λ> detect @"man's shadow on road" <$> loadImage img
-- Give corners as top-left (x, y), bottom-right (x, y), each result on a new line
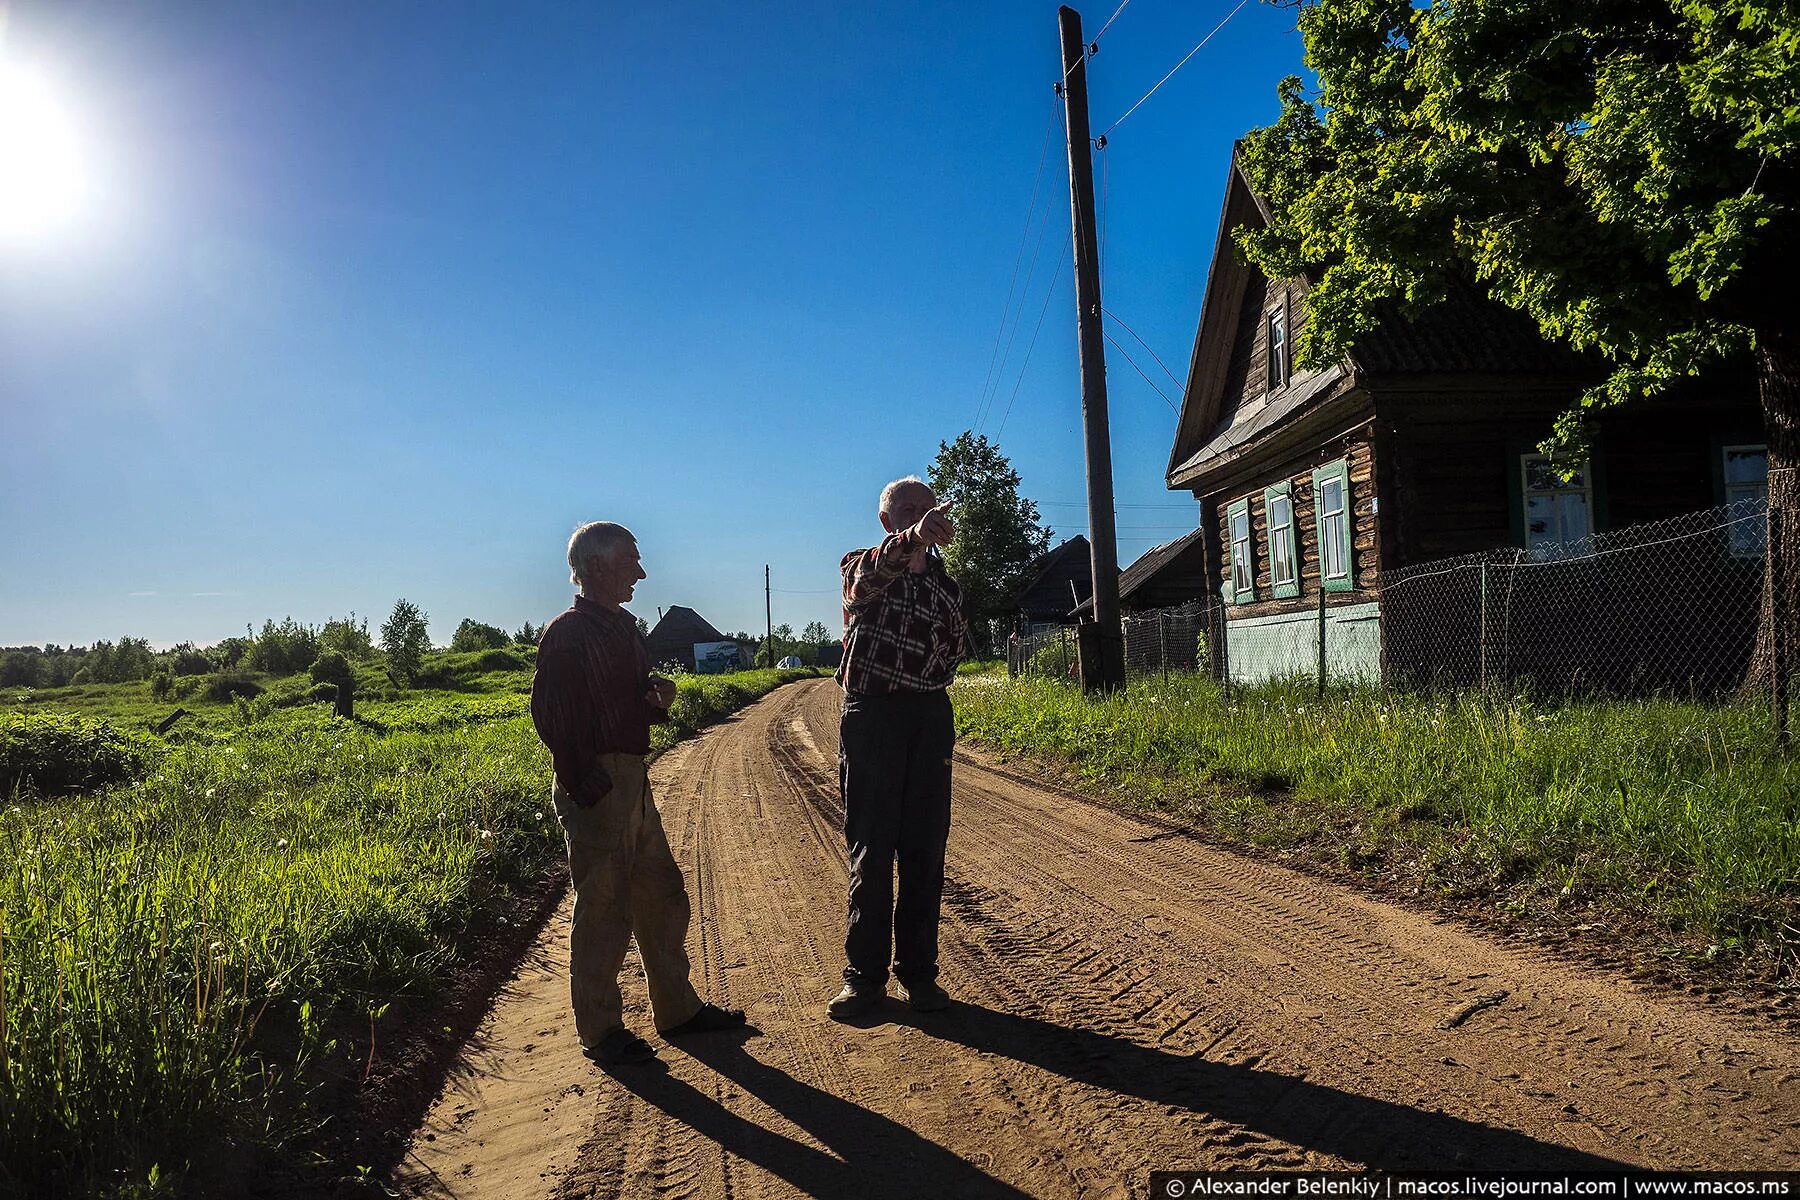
top-left (885, 1000), bottom-right (1629, 1171)
top-left (607, 1027), bottom-right (1032, 1199)
top-left (626, 1001), bottom-right (1630, 1194)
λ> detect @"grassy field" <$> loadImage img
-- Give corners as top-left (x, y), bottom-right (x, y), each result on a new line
top-left (0, 660), bottom-right (823, 1197)
top-left (952, 670), bottom-right (1800, 973)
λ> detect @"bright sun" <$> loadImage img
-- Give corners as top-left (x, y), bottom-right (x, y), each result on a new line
top-left (0, 60), bottom-right (92, 244)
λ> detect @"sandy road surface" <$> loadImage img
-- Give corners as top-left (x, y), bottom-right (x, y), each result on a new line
top-left (399, 678), bottom-right (1800, 1198)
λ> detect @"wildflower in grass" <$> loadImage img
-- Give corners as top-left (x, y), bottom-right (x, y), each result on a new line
top-left (479, 829), bottom-right (493, 840)
top-left (276, 838), bottom-right (289, 850)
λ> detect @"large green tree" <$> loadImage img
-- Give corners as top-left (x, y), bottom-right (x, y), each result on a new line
top-left (1237, 0), bottom-right (1798, 682)
top-left (929, 431), bottom-right (1052, 656)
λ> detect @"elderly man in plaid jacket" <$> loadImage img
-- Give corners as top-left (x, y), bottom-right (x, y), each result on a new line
top-left (829, 476), bottom-right (973, 1018)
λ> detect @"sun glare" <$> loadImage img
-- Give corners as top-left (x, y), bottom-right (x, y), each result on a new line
top-left (0, 59), bottom-right (92, 245)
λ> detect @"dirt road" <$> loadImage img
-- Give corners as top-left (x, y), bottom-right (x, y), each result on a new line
top-left (399, 678), bottom-right (1799, 1198)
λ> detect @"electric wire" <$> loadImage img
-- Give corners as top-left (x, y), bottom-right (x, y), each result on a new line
top-left (978, 120), bottom-right (1062, 434)
top-left (975, 101), bottom-right (1060, 432)
top-left (1100, 0), bottom-right (1252, 139)
top-left (995, 237), bottom-right (1070, 437)
top-left (1103, 327), bottom-right (1179, 414)
top-left (1102, 305), bottom-right (1184, 388)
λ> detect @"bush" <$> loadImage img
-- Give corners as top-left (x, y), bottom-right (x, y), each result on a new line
top-left (205, 674), bottom-right (264, 703)
top-left (474, 648), bottom-right (526, 673)
top-left (0, 712), bottom-right (155, 797)
top-left (450, 619), bottom-right (509, 654)
top-left (150, 670), bottom-right (174, 701)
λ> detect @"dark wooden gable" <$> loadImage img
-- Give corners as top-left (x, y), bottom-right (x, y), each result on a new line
top-left (1013, 536), bottom-right (1092, 621)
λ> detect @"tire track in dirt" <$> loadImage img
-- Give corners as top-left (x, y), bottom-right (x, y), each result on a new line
top-left (399, 679), bottom-right (1800, 1199)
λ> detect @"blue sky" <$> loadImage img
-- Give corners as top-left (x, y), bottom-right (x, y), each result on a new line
top-left (0, 0), bottom-right (1305, 648)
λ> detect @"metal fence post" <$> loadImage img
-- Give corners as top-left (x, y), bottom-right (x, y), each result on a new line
top-left (1317, 583), bottom-right (1327, 700)
top-left (1772, 502), bottom-right (1789, 750)
top-left (1158, 611), bottom-right (1168, 686)
top-left (1478, 561), bottom-right (1489, 697)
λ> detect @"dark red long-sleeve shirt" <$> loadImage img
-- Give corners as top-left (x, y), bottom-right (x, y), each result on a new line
top-left (529, 596), bottom-right (664, 805)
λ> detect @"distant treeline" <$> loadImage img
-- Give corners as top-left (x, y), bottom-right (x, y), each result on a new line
top-left (1, 610), bottom-right (543, 689)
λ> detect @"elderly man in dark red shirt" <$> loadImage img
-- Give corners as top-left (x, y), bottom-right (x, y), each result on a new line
top-left (530, 520), bottom-right (745, 1066)
top-left (830, 476), bottom-right (972, 1019)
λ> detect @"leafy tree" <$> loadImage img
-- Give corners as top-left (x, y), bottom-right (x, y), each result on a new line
top-left (801, 620), bottom-right (831, 651)
top-left (319, 614), bottom-right (376, 661)
top-left (207, 637), bottom-right (251, 672)
top-left (636, 616), bottom-right (651, 638)
top-left (1235, 0), bottom-right (1799, 677)
top-left (513, 621), bottom-right (541, 645)
top-left (449, 618), bottom-right (509, 653)
top-left (0, 652), bottom-right (44, 688)
top-left (380, 599), bottom-right (431, 687)
top-left (928, 431), bottom-right (1052, 656)
top-left (310, 651), bottom-right (356, 719)
top-left (245, 618), bottom-right (318, 676)
top-left (165, 643), bottom-right (212, 676)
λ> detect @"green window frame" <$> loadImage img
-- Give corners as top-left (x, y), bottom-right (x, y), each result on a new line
top-left (1312, 458), bottom-right (1353, 593)
top-left (1226, 497), bottom-right (1255, 604)
top-left (1263, 481), bottom-right (1299, 599)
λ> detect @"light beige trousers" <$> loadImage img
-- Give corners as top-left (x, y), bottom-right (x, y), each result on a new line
top-left (553, 753), bottom-right (703, 1046)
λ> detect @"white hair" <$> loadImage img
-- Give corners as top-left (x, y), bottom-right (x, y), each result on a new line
top-left (879, 475), bottom-right (932, 515)
top-left (567, 521), bottom-right (636, 586)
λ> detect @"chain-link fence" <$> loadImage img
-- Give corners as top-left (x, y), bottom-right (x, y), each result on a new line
top-left (1006, 499), bottom-right (1784, 713)
top-left (1380, 498), bottom-right (1769, 697)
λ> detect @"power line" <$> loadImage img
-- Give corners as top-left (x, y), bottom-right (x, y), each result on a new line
top-left (1102, 306), bottom-right (1184, 389)
top-left (1103, 327), bottom-right (1179, 414)
top-left (975, 101), bottom-right (1060, 432)
top-left (979, 123), bottom-right (1063, 434)
top-left (1100, 0), bottom-right (1252, 140)
top-left (994, 237), bottom-right (1069, 437)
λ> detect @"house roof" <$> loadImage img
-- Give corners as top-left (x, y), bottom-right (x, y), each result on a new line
top-left (1013, 536), bottom-right (1092, 618)
top-left (1166, 148), bottom-right (1589, 491)
top-left (1075, 526), bottom-right (1209, 614)
top-left (646, 605), bottom-right (728, 647)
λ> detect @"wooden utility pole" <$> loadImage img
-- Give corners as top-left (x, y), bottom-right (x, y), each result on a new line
top-left (1058, 5), bottom-right (1126, 692)
top-left (765, 565), bottom-right (773, 668)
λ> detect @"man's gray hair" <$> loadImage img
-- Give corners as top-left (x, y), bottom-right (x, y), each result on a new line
top-left (567, 521), bottom-right (636, 585)
top-left (879, 475), bottom-right (932, 515)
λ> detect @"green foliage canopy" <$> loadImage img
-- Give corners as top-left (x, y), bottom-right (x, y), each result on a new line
top-left (929, 431), bottom-right (1052, 655)
top-left (449, 618), bottom-right (509, 653)
top-left (1235, 0), bottom-right (1799, 452)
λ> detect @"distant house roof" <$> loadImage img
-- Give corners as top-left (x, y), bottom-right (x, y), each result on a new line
top-left (1076, 526), bottom-right (1209, 615)
top-left (644, 605), bottom-right (730, 669)
top-left (1013, 536), bottom-right (1092, 621)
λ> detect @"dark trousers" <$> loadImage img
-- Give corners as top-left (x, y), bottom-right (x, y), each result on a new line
top-left (839, 688), bottom-right (954, 988)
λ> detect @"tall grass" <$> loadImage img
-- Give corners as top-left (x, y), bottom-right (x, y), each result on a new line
top-left (0, 667), bottom-right (821, 1195)
top-left (952, 673), bottom-right (1800, 956)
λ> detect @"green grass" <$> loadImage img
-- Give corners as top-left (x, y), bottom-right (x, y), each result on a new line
top-left (952, 672), bottom-right (1800, 964)
top-left (0, 664), bottom-right (823, 1196)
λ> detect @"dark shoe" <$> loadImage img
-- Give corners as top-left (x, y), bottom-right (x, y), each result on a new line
top-left (660, 1002), bottom-right (747, 1038)
top-left (897, 980), bottom-right (950, 1012)
top-left (827, 982), bottom-right (884, 1020)
top-left (585, 1027), bottom-right (657, 1066)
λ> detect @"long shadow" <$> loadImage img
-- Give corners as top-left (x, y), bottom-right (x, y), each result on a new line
top-left (610, 1029), bottom-right (1030, 1199)
top-left (890, 1001), bottom-right (1632, 1170)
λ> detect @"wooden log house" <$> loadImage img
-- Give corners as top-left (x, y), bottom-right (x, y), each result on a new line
top-left (1163, 150), bottom-right (1768, 689)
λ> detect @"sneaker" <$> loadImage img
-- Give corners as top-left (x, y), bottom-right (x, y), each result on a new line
top-left (660, 1002), bottom-right (747, 1038)
top-left (827, 982), bottom-right (884, 1020)
top-left (897, 980), bottom-right (950, 1012)
top-left (584, 1027), bottom-right (657, 1066)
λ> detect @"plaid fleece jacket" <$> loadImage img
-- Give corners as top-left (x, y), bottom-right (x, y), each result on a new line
top-left (837, 530), bottom-right (972, 695)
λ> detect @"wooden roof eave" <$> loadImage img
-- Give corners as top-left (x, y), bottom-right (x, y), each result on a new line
top-left (1169, 381), bottom-right (1375, 499)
